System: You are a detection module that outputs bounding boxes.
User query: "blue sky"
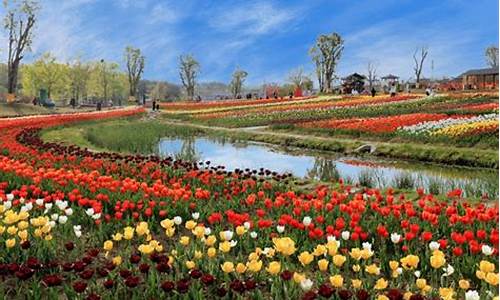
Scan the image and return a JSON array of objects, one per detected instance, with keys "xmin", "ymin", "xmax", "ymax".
[{"xmin": 1, "ymin": 0, "xmax": 498, "ymax": 85}]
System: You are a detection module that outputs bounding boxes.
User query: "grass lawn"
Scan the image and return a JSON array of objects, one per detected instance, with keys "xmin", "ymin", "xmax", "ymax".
[{"xmin": 0, "ymin": 103, "xmax": 95, "ymax": 118}]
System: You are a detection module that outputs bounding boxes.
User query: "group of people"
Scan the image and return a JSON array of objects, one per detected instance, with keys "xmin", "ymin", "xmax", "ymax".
[{"xmin": 151, "ymin": 100, "xmax": 160, "ymax": 111}]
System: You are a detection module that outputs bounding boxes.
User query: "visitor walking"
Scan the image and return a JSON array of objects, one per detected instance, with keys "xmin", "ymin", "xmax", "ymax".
[
  {"xmin": 371, "ymin": 87, "xmax": 376, "ymax": 97},
  {"xmin": 390, "ymin": 83, "xmax": 396, "ymax": 97},
  {"xmin": 152, "ymin": 100, "xmax": 156, "ymax": 111}
]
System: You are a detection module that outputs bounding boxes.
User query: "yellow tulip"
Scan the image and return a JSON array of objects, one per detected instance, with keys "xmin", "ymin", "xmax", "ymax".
[
  {"xmin": 318, "ymin": 259, "xmax": 329, "ymax": 271},
  {"xmin": 313, "ymin": 244, "xmax": 327, "ymax": 256},
  {"xmin": 349, "ymin": 248, "xmax": 363, "ymax": 260},
  {"xmin": 185, "ymin": 261, "xmax": 196, "ymax": 269},
  {"xmin": 138, "ymin": 244, "xmax": 154, "ymax": 255},
  {"xmin": 389, "ymin": 260, "xmax": 399, "ymax": 271},
  {"xmin": 400, "ymin": 255, "xmax": 419, "ymax": 269},
  {"xmin": 205, "ymin": 235, "xmax": 216, "ymax": 246},
  {"xmin": 374, "ymin": 278, "xmax": 388, "ymax": 290},
  {"xmin": 221, "ymin": 262, "xmax": 234, "ymax": 273},
  {"xmin": 272, "ymin": 237, "xmax": 296, "ymax": 256},
  {"xmin": 236, "ymin": 263, "xmax": 247, "ymax": 274},
  {"xmin": 351, "ymin": 279, "xmax": 362, "ymax": 289},
  {"xmin": 236, "ymin": 226, "xmax": 246, "ymax": 236},
  {"xmin": 103, "ymin": 240, "xmax": 113, "ymax": 251},
  {"xmin": 219, "ymin": 241, "xmax": 231, "ymax": 253},
  {"xmin": 326, "ymin": 240, "xmax": 339, "ymax": 256},
  {"xmin": 17, "ymin": 221, "xmax": 28, "ymax": 230},
  {"xmin": 7, "ymin": 226, "xmax": 17, "ymax": 235},
  {"xmin": 352, "ymin": 264, "xmax": 361, "ymax": 272},
  {"xmin": 485, "ymin": 273, "xmax": 499, "ymax": 286},
  {"xmin": 112, "ymin": 256, "xmax": 122, "ymax": 266},
  {"xmin": 479, "ymin": 260, "xmax": 496, "ymax": 273},
  {"xmin": 416, "ymin": 279, "xmax": 427, "ymax": 290},
  {"xmin": 194, "ymin": 250, "xmax": 203, "ymax": 259},
  {"xmin": 438, "ymin": 288, "xmax": 454, "ymax": 300},
  {"xmin": 293, "ymin": 272, "xmax": 305, "ymax": 283},
  {"xmin": 112, "ymin": 233, "xmax": 123, "ymax": 241},
  {"xmin": 247, "ymin": 260, "xmax": 263, "ymax": 272},
  {"xmin": 266, "ymin": 261, "xmax": 281, "ymax": 275},
  {"xmin": 365, "ymin": 264, "xmax": 380, "ymax": 275},
  {"xmin": 18, "ymin": 230, "xmax": 28, "ymax": 241},
  {"xmin": 458, "ymin": 279, "xmax": 469, "ymax": 290},
  {"xmin": 430, "ymin": 252, "xmax": 445, "ymax": 269},
  {"xmin": 123, "ymin": 227, "xmax": 134, "ymax": 240},
  {"xmin": 5, "ymin": 238, "xmax": 15, "ymax": 248},
  {"xmin": 332, "ymin": 254, "xmax": 346, "ymax": 267},
  {"xmin": 185, "ymin": 220, "xmax": 197, "ymax": 230},
  {"xmin": 377, "ymin": 296, "xmax": 389, "ymax": 300},
  {"xmin": 207, "ymin": 247, "xmax": 217, "ymax": 258},
  {"xmin": 329, "ymin": 275, "xmax": 343, "ymax": 288},
  {"xmin": 179, "ymin": 236, "xmax": 190, "ymax": 246},
  {"xmin": 298, "ymin": 251, "xmax": 314, "ymax": 266}
]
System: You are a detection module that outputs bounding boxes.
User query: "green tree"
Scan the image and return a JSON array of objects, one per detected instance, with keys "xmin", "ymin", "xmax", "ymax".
[
  {"xmin": 21, "ymin": 52, "xmax": 68, "ymax": 99},
  {"xmin": 229, "ymin": 67, "xmax": 248, "ymax": 98},
  {"xmin": 68, "ymin": 58, "xmax": 91, "ymax": 103},
  {"xmin": 179, "ymin": 54, "xmax": 200, "ymax": 100},
  {"xmin": 310, "ymin": 32, "xmax": 344, "ymax": 93},
  {"xmin": 4, "ymin": 0, "xmax": 39, "ymax": 94},
  {"xmin": 124, "ymin": 46, "xmax": 145, "ymax": 99}
]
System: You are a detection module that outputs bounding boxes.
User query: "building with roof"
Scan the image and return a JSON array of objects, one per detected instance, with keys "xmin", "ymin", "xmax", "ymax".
[
  {"xmin": 460, "ymin": 67, "xmax": 498, "ymax": 90},
  {"xmin": 341, "ymin": 73, "xmax": 366, "ymax": 93}
]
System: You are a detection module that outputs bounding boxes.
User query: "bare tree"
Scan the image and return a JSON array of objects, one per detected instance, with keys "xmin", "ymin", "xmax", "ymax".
[
  {"xmin": 287, "ymin": 67, "xmax": 305, "ymax": 89},
  {"xmin": 124, "ymin": 46, "xmax": 145, "ymax": 99},
  {"xmin": 4, "ymin": 0, "xmax": 39, "ymax": 94},
  {"xmin": 485, "ymin": 45, "xmax": 499, "ymax": 68},
  {"xmin": 229, "ymin": 67, "xmax": 248, "ymax": 98},
  {"xmin": 179, "ymin": 54, "xmax": 200, "ymax": 100},
  {"xmin": 309, "ymin": 32, "xmax": 344, "ymax": 93},
  {"xmin": 366, "ymin": 61, "xmax": 377, "ymax": 90},
  {"xmin": 413, "ymin": 46, "xmax": 428, "ymax": 88}
]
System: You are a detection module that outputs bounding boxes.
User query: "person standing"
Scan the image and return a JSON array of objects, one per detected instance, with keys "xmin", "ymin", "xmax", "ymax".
[
  {"xmin": 152, "ymin": 100, "xmax": 156, "ymax": 111},
  {"xmin": 371, "ymin": 87, "xmax": 376, "ymax": 97}
]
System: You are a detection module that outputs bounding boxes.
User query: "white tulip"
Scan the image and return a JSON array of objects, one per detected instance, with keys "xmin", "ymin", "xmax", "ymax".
[
  {"xmin": 396, "ymin": 267, "xmax": 403, "ymax": 274},
  {"xmin": 58, "ymin": 215, "xmax": 68, "ymax": 224},
  {"xmin": 300, "ymin": 278, "xmax": 313, "ymax": 291},
  {"xmin": 391, "ymin": 233, "xmax": 401, "ymax": 244},
  {"xmin": 44, "ymin": 203, "xmax": 52, "ymax": 210},
  {"xmin": 243, "ymin": 222, "xmax": 251, "ymax": 230},
  {"xmin": 429, "ymin": 241, "xmax": 440, "ymax": 251},
  {"xmin": 173, "ymin": 216, "xmax": 182, "ymax": 225},
  {"xmin": 74, "ymin": 230, "xmax": 82, "ymax": 238},
  {"xmin": 302, "ymin": 216, "xmax": 312, "ymax": 226},
  {"xmin": 49, "ymin": 221, "xmax": 56, "ymax": 228},
  {"xmin": 6, "ymin": 194, "xmax": 14, "ymax": 201},
  {"xmin": 442, "ymin": 264, "xmax": 454, "ymax": 277},
  {"xmin": 19, "ymin": 197, "xmax": 25, "ymax": 204},
  {"xmin": 465, "ymin": 290, "xmax": 480, "ymax": 300},
  {"xmin": 51, "ymin": 214, "xmax": 59, "ymax": 221},
  {"xmin": 65, "ymin": 208, "xmax": 73, "ymax": 216},
  {"xmin": 73, "ymin": 225, "xmax": 81, "ymax": 231},
  {"xmin": 414, "ymin": 271, "xmax": 421, "ymax": 278},
  {"xmin": 4, "ymin": 201, "xmax": 12, "ymax": 210},
  {"xmin": 362, "ymin": 242, "xmax": 372, "ymax": 251},
  {"xmin": 85, "ymin": 208, "xmax": 94, "ymax": 216},
  {"xmin": 341, "ymin": 231, "xmax": 350, "ymax": 240},
  {"xmin": 204, "ymin": 227, "xmax": 211, "ymax": 235},
  {"xmin": 223, "ymin": 230, "xmax": 234, "ymax": 241},
  {"xmin": 482, "ymin": 245, "xmax": 494, "ymax": 256},
  {"xmin": 277, "ymin": 225, "xmax": 285, "ymax": 233},
  {"xmin": 92, "ymin": 213, "xmax": 101, "ymax": 220},
  {"xmin": 250, "ymin": 231, "xmax": 257, "ymax": 239},
  {"xmin": 35, "ymin": 199, "xmax": 44, "ymax": 206},
  {"xmin": 230, "ymin": 240, "xmax": 238, "ymax": 247},
  {"xmin": 191, "ymin": 212, "xmax": 200, "ymax": 220}
]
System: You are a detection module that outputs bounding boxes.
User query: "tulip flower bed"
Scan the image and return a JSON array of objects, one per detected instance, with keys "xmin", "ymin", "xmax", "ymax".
[
  {"xmin": 298, "ymin": 113, "xmax": 465, "ymax": 134},
  {"xmin": 0, "ymin": 109, "xmax": 498, "ymax": 299}
]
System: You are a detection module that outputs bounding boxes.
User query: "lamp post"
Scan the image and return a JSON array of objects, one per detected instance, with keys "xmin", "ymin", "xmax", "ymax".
[{"xmin": 100, "ymin": 59, "xmax": 108, "ymax": 102}]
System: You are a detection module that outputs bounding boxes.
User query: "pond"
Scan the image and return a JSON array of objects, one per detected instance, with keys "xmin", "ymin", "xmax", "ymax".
[{"xmin": 158, "ymin": 136, "xmax": 499, "ymax": 197}]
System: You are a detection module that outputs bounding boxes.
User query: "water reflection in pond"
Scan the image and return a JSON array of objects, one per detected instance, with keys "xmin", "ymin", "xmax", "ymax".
[{"xmin": 158, "ymin": 136, "xmax": 498, "ymax": 197}]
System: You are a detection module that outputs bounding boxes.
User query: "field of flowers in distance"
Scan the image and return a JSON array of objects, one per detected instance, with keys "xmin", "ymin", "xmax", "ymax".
[{"xmin": 0, "ymin": 91, "xmax": 497, "ymax": 300}]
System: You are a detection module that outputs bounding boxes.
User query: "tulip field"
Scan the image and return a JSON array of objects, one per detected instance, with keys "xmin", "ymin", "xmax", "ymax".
[{"xmin": 0, "ymin": 94, "xmax": 498, "ymax": 300}]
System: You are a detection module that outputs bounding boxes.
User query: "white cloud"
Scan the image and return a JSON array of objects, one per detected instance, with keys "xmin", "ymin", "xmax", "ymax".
[
  {"xmin": 208, "ymin": 1, "xmax": 298, "ymax": 36},
  {"xmin": 148, "ymin": 3, "xmax": 180, "ymax": 24}
]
